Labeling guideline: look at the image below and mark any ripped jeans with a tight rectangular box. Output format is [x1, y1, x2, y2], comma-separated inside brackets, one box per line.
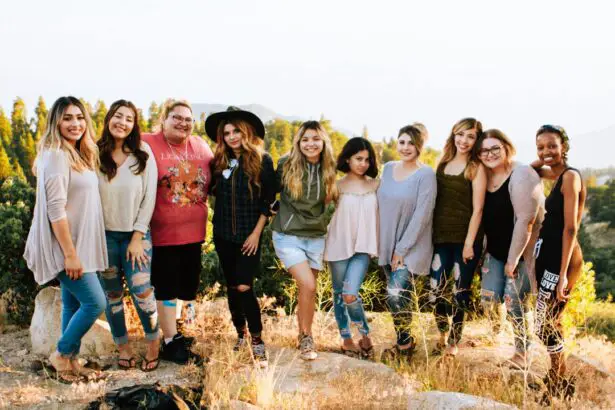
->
[383, 265, 419, 346]
[480, 253, 531, 354]
[99, 231, 159, 345]
[329, 253, 370, 339]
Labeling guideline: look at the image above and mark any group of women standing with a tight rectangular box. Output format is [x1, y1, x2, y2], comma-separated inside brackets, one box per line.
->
[24, 97, 585, 397]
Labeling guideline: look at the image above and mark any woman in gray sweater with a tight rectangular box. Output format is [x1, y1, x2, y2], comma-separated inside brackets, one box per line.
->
[377, 124, 437, 358]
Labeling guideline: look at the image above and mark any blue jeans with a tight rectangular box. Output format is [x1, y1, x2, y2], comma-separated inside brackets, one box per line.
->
[383, 265, 418, 346]
[99, 231, 158, 345]
[481, 253, 531, 354]
[429, 243, 481, 345]
[329, 253, 370, 339]
[57, 271, 107, 357]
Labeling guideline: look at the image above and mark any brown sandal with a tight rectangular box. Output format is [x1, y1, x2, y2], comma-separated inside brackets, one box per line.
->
[140, 355, 160, 372]
[118, 356, 137, 370]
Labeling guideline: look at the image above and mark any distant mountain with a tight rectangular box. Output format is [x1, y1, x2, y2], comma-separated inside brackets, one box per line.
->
[191, 103, 302, 124]
[570, 125, 615, 169]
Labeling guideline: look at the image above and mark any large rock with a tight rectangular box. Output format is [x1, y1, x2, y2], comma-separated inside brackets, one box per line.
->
[407, 391, 517, 409]
[29, 287, 115, 356]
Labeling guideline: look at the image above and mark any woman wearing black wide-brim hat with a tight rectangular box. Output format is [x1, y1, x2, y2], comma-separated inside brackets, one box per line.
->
[206, 106, 275, 368]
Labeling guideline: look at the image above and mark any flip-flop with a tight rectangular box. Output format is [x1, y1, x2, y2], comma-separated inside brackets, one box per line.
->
[36, 360, 85, 384]
[358, 340, 375, 360]
[431, 342, 446, 356]
[140, 355, 160, 373]
[75, 366, 108, 382]
[118, 356, 137, 370]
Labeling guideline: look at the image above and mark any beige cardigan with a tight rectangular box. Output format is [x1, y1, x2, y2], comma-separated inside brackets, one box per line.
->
[24, 149, 107, 285]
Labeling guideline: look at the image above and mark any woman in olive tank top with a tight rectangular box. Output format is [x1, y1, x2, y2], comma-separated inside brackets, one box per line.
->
[429, 118, 487, 357]
[532, 125, 586, 400]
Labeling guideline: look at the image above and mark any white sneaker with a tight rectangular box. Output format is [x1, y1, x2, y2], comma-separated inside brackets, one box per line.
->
[299, 334, 317, 361]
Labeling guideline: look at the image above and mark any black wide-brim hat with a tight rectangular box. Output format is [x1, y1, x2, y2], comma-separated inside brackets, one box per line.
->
[205, 106, 265, 141]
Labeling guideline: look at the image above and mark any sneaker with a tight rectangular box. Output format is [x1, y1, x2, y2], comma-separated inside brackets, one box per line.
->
[160, 334, 191, 364]
[233, 337, 247, 352]
[251, 341, 268, 368]
[299, 334, 317, 361]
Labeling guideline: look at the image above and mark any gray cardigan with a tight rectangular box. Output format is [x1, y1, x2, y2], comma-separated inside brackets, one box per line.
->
[377, 162, 437, 275]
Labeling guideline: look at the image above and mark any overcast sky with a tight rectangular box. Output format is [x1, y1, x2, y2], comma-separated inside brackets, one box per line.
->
[1, 0, 613, 166]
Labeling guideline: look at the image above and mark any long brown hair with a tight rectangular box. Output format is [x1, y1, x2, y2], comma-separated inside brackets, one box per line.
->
[36, 96, 98, 172]
[282, 120, 338, 201]
[212, 119, 264, 198]
[98, 100, 149, 180]
[437, 117, 483, 180]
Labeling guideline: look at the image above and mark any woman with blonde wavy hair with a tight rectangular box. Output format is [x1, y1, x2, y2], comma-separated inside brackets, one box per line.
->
[206, 106, 275, 368]
[24, 96, 108, 383]
[271, 120, 337, 360]
[429, 117, 487, 357]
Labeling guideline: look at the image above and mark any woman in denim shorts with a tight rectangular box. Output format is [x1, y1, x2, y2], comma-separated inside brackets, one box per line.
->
[271, 121, 338, 360]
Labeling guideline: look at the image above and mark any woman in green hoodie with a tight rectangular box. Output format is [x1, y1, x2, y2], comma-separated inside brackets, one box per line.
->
[272, 120, 338, 360]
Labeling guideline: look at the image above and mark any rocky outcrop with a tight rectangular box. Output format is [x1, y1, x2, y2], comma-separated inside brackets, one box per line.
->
[407, 391, 517, 409]
[29, 287, 115, 356]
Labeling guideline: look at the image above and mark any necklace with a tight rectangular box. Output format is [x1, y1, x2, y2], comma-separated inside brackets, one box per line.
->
[164, 135, 189, 163]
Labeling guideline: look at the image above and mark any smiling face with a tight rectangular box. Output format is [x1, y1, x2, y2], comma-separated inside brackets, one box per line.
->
[223, 123, 243, 152]
[299, 128, 324, 162]
[536, 132, 566, 166]
[108, 105, 135, 141]
[347, 149, 370, 176]
[58, 104, 86, 146]
[479, 137, 507, 169]
[163, 105, 193, 142]
[397, 133, 419, 162]
[454, 127, 478, 155]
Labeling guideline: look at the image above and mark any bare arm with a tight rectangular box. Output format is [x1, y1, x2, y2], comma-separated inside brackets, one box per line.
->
[463, 164, 486, 263]
[557, 171, 582, 301]
[530, 158, 557, 180]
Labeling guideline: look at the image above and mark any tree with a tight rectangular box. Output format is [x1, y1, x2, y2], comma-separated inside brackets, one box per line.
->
[362, 125, 369, 139]
[137, 109, 148, 133]
[10, 98, 34, 181]
[11, 158, 26, 181]
[147, 101, 160, 132]
[269, 140, 280, 165]
[0, 144, 12, 180]
[0, 108, 13, 158]
[33, 96, 48, 142]
[91, 100, 108, 137]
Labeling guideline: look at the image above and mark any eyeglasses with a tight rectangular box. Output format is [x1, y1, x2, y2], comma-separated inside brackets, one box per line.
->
[169, 114, 195, 125]
[478, 145, 502, 158]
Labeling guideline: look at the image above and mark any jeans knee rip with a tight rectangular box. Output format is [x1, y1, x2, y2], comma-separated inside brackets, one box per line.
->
[110, 302, 124, 315]
[431, 254, 442, 271]
[131, 272, 151, 288]
[453, 263, 461, 281]
[101, 266, 119, 279]
[135, 290, 157, 313]
[141, 239, 152, 251]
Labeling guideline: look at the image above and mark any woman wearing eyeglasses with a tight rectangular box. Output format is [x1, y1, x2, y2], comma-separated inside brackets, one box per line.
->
[142, 99, 214, 364]
[477, 129, 543, 370]
[429, 118, 486, 357]
[532, 125, 586, 399]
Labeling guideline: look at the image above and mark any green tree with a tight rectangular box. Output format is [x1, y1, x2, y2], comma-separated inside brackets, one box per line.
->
[137, 109, 148, 133]
[0, 144, 13, 179]
[33, 96, 48, 142]
[91, 100, 107, 137]
[147, 101, 160, 132]
[11, 158, 26, 181]
[0, 108, 13, 158]
[269, 140, 280, 165]
[10, 98, 35, 181]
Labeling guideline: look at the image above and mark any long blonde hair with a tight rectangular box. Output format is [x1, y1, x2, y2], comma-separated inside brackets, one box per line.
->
[213, 119, 264, 198]
[437, 117, 482, 180]
[36, 96, 98, 172]
[282, 121, 338, 201]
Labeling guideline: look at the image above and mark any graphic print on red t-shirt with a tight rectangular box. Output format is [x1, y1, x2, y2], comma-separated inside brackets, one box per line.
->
[159, 158, 208, 206]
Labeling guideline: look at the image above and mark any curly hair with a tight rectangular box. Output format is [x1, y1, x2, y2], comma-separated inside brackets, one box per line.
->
[536, 124, 570, 162]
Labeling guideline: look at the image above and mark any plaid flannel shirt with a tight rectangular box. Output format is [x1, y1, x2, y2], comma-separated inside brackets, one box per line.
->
[211, 153, 275, 243]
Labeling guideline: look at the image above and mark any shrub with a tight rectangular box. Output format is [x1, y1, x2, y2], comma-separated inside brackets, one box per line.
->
[0, 177, 38, 325]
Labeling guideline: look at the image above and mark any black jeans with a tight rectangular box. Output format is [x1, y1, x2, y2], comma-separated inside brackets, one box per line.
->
[214, 235, 263, 336]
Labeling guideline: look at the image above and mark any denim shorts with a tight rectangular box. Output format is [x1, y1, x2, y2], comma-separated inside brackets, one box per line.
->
[272, 231, 326, 270]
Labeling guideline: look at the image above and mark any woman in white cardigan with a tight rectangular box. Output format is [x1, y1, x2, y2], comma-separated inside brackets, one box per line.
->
[25, 96, 108, 383]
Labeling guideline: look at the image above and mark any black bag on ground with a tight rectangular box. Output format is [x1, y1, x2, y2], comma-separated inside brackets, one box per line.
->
[86, 382, 202, 410]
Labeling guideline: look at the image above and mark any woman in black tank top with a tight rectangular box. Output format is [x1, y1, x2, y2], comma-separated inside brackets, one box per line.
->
[478, 129, 542, 370]
[532, 125, 586, 400]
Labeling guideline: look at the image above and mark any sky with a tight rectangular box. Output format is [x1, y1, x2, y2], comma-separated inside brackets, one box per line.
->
[1, 0, 614, 167]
